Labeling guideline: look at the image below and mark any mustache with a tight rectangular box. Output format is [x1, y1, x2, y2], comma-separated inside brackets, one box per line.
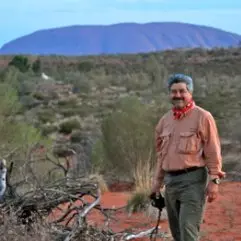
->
[172, 97, 185, 101]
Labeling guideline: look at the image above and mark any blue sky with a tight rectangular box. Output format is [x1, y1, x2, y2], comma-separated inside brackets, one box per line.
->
[1, 0, 241, 47]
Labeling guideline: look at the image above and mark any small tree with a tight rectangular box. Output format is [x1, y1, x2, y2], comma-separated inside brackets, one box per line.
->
[59, 118, 81, 134]
[8, 55, 30, 73]
[32, 58, 41, 73]
[92, 96, 162, 181]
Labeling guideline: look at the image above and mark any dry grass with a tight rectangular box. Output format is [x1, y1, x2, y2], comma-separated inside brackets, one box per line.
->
[0, 211, 53, 241]
[88, 173, 109, 193]
[126, 151, 155, 213]
[133, 150, 154, 194]
[133, 160, 152, 194]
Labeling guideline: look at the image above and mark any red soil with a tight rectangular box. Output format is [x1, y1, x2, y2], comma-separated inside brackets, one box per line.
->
[48, 181, 241, 241]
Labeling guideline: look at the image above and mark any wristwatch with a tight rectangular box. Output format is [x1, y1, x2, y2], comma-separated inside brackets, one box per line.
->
[211, 178, 220, 185]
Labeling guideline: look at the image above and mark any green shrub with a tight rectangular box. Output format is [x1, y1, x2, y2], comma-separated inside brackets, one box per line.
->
[70, 130, 84, 143]
[33, 92, 46, 101]
[90, 140, 106, 173]
[57, 98, 78, 107]
[92, 96, 163, 179]
[20, 95, 39, 109]
[8, 55, 30, 73]
[59, 118, 81, 134]
[32, 58, 41, 73]
[37, 109, 56, 123]
[53, 145, 73, 157]
[78, 104, 95, 117]
[58, 108, 77, 117]
[41, 125, 58, 136]
[58, 105, 95, 118]
[73, 79, 92, 93]
[78, 61, 94, 72]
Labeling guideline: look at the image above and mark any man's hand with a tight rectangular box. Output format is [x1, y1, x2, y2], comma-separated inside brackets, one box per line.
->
[149, 191, 165, 210]
[206, 181, 219, 202]
[149, 185, 165, 199]
[218, 171, 226, 179]
[150, 182, 163, 195]
[150, 187, 159, 195]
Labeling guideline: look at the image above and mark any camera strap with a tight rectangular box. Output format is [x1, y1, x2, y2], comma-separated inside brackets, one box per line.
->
[149, 209, 161, 241]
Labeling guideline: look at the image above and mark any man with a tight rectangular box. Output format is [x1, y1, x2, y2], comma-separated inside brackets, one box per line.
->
[150, 74, 225, 241]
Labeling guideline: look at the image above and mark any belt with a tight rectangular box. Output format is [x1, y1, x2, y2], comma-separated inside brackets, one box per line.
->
[166, 166, 204, 176]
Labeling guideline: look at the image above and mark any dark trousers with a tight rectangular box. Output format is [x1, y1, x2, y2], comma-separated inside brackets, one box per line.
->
[163, 167, 208, 241]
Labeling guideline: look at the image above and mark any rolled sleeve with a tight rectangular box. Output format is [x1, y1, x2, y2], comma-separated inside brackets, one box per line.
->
[200, 112, 222, 177]
[151, 121, 165, 192]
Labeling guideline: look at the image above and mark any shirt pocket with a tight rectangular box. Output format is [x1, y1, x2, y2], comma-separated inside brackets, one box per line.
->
[158, 131, 171, 156]
[178, 131, 201, 154]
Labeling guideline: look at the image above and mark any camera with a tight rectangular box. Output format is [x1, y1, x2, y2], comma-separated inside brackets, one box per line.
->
[149, 192, 165, 211]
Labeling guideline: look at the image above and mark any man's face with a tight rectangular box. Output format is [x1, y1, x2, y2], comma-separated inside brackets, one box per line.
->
[170, 82, 192, 109]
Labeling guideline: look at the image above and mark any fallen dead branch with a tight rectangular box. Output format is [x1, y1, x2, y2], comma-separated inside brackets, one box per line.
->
[2, 176, 99, 221]
[1, 151, 169, 241]
[63, 188, 101, 241]
[122, 227, 160, 240]
[120, 227, 170, 240]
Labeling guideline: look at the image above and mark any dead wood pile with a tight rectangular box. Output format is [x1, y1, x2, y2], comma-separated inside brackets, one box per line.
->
[0, 152, 168, 241]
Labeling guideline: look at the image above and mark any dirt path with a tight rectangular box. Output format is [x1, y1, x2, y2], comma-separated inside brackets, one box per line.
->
[49, 182, 241, 241]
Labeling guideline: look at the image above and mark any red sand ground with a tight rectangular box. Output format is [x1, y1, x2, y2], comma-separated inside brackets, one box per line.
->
[48, 182, 241, 241]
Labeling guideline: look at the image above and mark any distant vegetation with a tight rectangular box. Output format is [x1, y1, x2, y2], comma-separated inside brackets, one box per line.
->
[0, 47, 241, 186]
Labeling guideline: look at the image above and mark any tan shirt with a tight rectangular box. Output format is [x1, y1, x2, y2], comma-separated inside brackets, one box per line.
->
[153, 105, 222, 188]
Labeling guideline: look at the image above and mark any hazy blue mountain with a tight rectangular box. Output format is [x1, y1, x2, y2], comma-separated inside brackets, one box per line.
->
[1, 22, 241, 56]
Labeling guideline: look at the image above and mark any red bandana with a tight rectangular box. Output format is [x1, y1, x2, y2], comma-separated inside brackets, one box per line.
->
[172, 99, 195, 120]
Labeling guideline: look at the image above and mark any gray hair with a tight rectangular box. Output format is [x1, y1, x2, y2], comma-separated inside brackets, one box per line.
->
[167, 73, 194, 93]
